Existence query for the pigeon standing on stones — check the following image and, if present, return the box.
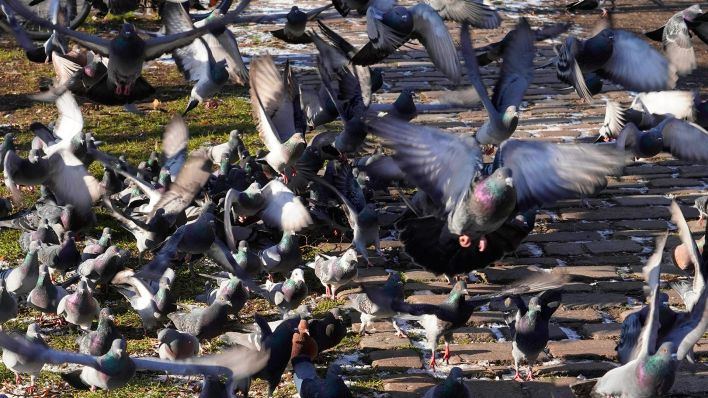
[260,268,308,317]
[506,289,562,381]
[348,271,408,337]
[308,248,359,298]
[422,367,472,397]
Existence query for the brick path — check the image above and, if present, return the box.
[229,0,708,396]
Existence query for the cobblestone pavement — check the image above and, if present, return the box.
[229,0,708,396]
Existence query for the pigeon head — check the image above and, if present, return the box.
[448,366,464,381]
[640,342,677,390]
[683,5,703,21]
[584,29,615,64]
[99,308,115,322]
[327,363,344,378]
[383,7,414,33]
[290,268,306,282]
[26,323,42,338]
[394,88,416,115]
[210,61,230,85]
[341,248,359,266]
[370,69,384,93]
[287,6,308,25]
[502,105,519,133]
[446,281,469,304]
[472,167,515,214]
[638,131,663,158]
[119,24,137,39]
[238,241,249,252]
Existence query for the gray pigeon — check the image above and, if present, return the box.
[167,295,232,340]
[77,308,123,356]
[422,367,472,397]
[260,268,308,317]
[259,231,303,277]
[160,1,248,114]
[308,248,358,298]
[506,289,562,381]
[270,5,333,44]
[295,359,354,398]
[694,195,708,222]
[423,0,500,27]
[556,25,677,101]
[197,273,248,314]
[158,328,200,361]
[351,0,461,84]
[617,118,708,163]
[348,271,408,337]
[27,263,68,314]
[660,5,703,76]
[3,0,251,96]
[249,55,307,179]
[1,242,40,295]
[594,234,677,397]
[111,268,176,331]
[57,278,100,330]
[1,323,47,395]
[0,279,18,329]
[82,227,112,261]
[0,331,268,390]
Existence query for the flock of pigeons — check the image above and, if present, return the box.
[0,0,705,396]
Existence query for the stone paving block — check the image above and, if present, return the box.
[369,349,422,370]
[352,321,396,334]
[614,220,672,230]
[649,178,705,188]
[463,379,523,398]
[612,195,672,206]
[581,323,622,340]
[543,242,586,256]
[537,361,616,378]
[594,281,644,294]
[561,293,627,310]
[547,340,617,360]
[403,281,453,293]
[360,332,410,351]
[452,327,497,343]
[402,270,448,282]
[521,378,579,398]
[583,240,643,254]
[353,267,390,284]
[525,231,603,243]
[561,206,670,221]
[477,266,542,284]
[669,369,708,396]
[449,342,522,365]
[545,221,612,232]
[467,311,507,326]
[383,374,436,398]
[554,308,603,323]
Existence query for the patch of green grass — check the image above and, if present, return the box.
[335,333,361,351]
[313,297,346,316]
[0,229,23,262]
[350,376,385,393]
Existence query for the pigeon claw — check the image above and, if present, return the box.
[428,355,437,370]
[513,371,523,382]
[458,234,472,248]
[526,370,535,381]
[442,346,450,364]
[478,236,488,252]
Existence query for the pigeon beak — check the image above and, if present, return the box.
[504,177,513,187]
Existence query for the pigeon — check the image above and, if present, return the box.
[351,1,461,84]
[233,240,263,277]
[647,5,708,45]
[158,328,200,361]
[77,308,123,356]
[476,21,570,67]
[57,278,100,330]
[566,0,615,13]
[594,235,677,397]
[556,26,677,101]
[270,5,333,44]
[77,245,123,288]
[82,227,112,261]
[348,271,409,337]
[313,177,381,266]
[249,314,297,397]
[645,5,704,75]
[506,289,562,381]
[27,263,68,314]
[308,248,359,298]
[0,332,269,390]
[460,20,533,146]
[160,1,248,114]
[167,295,232,340]
[0,279,18,329]
[197,273,248,314]
[1,323,47,395]
[422,367,472,397]
[294,360,354,398]
[1,243,40,295]
[617,118,708,163]
[630,91,696,124]
[260,268,309,317]
[423,0,499,27]
[2,0,252,96]
[259,231,304,277]
[249,55,307,180]
[111,267,176,331]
